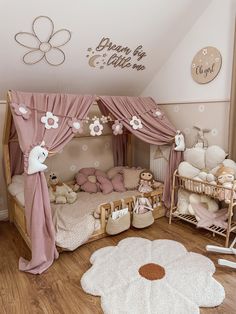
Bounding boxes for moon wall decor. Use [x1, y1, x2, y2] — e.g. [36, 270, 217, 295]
[86, 37, 147, 71]
[191, 46, 222, 84]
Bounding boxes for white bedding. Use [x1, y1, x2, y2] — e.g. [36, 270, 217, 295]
[8, 175, 140, 251]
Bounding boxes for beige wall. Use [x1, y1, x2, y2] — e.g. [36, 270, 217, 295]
[45, 135, 114, 182]
[160, 101, 230, 152]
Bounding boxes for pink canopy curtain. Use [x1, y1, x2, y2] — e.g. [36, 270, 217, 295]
[98, 96, 183, 208]
[9, 122, 24, 176]
[98, 102, 128, 166]
[10, 91, 95, 274]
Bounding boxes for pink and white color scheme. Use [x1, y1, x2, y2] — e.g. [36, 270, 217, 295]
[10, 91, 182, 273]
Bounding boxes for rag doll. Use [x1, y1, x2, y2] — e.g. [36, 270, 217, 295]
[133, 197, 153, 214]
[138, 170, 154, 193]
[48, 172, 77, 204]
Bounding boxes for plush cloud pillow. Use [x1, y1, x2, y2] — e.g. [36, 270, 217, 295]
[97, 176, 114, 194]
[123, 168, 143, 190]
[112, 174, 126, 192]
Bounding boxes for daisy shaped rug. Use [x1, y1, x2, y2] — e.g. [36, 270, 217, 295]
[81, 237, 225, 314]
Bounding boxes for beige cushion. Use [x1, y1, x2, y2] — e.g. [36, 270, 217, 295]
[123, 168, 143, 190]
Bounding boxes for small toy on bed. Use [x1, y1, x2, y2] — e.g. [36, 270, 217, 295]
[138, 170, 153, 193]
[48, 172, 77, 204]
[138, 169, 162, 193]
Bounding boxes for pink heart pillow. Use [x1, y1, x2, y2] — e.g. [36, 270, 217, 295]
[97, 176, 114, 194]
[112, 174, 126, 192]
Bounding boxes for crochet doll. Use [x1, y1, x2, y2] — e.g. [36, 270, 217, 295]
[138, 170, 154, 193]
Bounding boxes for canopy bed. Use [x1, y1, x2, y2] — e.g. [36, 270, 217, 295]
[3, 90, 183, 274]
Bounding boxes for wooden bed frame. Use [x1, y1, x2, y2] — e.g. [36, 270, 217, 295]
[3, 91, 165, 251]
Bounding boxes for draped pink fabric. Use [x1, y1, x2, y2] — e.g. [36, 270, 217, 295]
[9, 122, 24, 176]
[10, 91, 95, 274]
[98, 96, 183, 208]
[98, 102, 128, 166]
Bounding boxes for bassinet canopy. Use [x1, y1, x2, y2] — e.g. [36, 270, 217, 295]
[7, 90, 183, 274]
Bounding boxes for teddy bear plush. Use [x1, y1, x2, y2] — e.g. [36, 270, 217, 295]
[216, 165, 236, 203]
[48, 172, 77, 204]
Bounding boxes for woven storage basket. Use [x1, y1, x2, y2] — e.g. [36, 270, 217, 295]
[132, 211, 154, 229]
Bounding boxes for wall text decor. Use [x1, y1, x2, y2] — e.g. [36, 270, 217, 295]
[191, 47, 222, 84]
[15, 16, 71, 66]
[86, 37, 147, 71]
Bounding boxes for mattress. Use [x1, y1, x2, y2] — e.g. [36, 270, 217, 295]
[8, 175, 141, 250]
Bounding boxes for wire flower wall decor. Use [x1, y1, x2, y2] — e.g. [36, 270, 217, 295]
[14, 16, 72, 66]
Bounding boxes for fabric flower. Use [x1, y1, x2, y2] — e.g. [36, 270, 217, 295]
[153, 108, 164, 119]
[81, 238, 225, 314]
[89, 120, 104, 136]
[14, 16, 71, 66]
[11, 103, 31, 119]
[100, 115, 109, 124]
[41, 111, 59, 129]
[130, 116, 143, 130]
[202, 48, 208, 55]
[68, 118, 83, 134]
[112, 120, 123, 135]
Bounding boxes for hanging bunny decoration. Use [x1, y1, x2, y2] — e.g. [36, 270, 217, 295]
[27, 141, 48, 175]
[193, 125, 211, 148]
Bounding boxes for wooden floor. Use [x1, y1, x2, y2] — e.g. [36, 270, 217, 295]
[0, 217, 236, 314]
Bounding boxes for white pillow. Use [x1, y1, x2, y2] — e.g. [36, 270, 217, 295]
[178, 161, 200, 178]
[205, 145, 226, 170]
[184, 147, 205, 170]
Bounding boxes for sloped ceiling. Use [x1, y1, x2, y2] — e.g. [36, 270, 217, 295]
[0, 0, 212, 99]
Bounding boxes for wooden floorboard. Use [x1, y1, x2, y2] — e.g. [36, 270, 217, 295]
[0, 217, 236, 314]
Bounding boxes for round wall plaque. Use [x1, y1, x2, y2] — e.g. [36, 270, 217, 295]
[191, 46, 222, 84]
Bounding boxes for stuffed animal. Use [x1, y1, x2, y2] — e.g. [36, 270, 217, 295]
[174, 130, 185, 151]
[28, 141, 48, 175]
[193, 126, 211, 149]
[216, 166, 236, 203]
[48, 172, 77, 204]
[133, 197, 153, 214]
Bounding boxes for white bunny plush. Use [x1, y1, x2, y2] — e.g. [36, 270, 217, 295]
[27, 141, 48, 175]
[193, 125, 211, 149]
[174, 130, 185, 151]
[133, 197, 153, 214]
